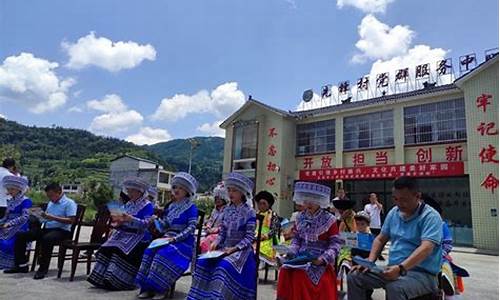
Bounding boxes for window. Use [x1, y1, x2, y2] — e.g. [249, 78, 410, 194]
[233, 122, 258, 160]
[404, 98, 466, 145]
[296, 119, 335, 155]
[343, 110, 394, 150]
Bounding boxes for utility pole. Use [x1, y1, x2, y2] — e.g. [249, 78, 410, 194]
[188, 138, 200, 174]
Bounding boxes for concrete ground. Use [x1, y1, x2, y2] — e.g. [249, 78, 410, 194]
[0, 226, 497, 300]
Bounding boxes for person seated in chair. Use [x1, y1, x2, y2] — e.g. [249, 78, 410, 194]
[5, 182, 77, 280]
[135, 172, 199, 300]
[347, 176, 443, 300]
[0, 176, 32, 270]
[276, 182, 343, 300]
[199, 182, 227, 253]
[87, 177, 153, 290]
[187, 172, 257, 300]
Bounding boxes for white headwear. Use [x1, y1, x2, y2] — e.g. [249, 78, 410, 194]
[293, 181, 331, 208]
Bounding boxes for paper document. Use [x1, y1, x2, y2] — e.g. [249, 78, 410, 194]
[352, 256, 384, 274]
[28, 207, 44, 220]
[147, 237, 171, 249]
[273, 244, 294, 255]
[107, 201, 125, 215]
[198, 250, 226, 260]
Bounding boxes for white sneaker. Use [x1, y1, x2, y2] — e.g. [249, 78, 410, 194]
[152, 293, 168, 300]
[138, 291, 155, 299]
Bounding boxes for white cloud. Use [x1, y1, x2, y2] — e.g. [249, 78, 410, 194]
[0, 113, 5, 119]
[352, 14, 414, 63]
[68, 106, 83, 113]
[367, 44, 448, 87]
[337, 0, 394, 14]
[87, 94, 127, 113]
[126, 127, 172, 145]
[88, 94, 143, 133]
[197, 120, 225, 137]
[89, 110, 143, 133]
[73, 90, 83, 98]
[63, 32, 156, 72]
[152, 82, 245, 121]
[0, 52, 75, 113]
[296, 44, 448, 111]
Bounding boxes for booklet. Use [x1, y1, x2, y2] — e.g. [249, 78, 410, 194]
[28, 207, 44, 220]
[340, 232, 358, 248]
[352, 256, 384, 274]
[280, 219, 295, 231]
[272, 244, 295, 255]
[107, 201, 125, 216]
[147, 237, 171, 249]
[282, 252, 316, 266]
[198, 250, 226, 260]
[153, 219, 165, 233]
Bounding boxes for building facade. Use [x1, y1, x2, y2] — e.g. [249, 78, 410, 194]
[220, 56, 499, 251]
[109, 155, 175, 204]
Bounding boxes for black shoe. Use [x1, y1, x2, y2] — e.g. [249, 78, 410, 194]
[3, 266, 29, 274]
[33, 270, 47, 280]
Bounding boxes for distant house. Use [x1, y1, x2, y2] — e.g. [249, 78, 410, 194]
[109, 155, 175, 204]
[61, 182, 83, 195]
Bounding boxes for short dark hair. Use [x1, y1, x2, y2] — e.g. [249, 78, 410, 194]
[255, 190, 275, 208]
[2, 158, 15, 169]
[393, 176, 418, 192]
[44, 182, 62, 193]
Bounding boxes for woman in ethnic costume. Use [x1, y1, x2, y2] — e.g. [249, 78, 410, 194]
[276, 182, 343, 300]
[135, 172, 199, 300]
[88, 176, 153, 290]
[187, 172, 257, 300]
[200, 182, 227, 253]
[255, 190, 281, 264]
[0, 176, 32, 270]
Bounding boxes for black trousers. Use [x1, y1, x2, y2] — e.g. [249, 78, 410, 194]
[0, 206, 6, 219]
[14, 228, 72, 271]
[370, 228, 381, 236]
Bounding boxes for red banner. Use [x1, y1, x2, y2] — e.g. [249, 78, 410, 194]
[299, 162, 465, 180]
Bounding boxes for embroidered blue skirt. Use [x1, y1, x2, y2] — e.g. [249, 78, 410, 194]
[87, 242, 148, 291]
[187, 248, 256, 300]
[136, 240, 193, 294]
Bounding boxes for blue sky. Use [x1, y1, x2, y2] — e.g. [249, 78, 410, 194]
[0, 0, 498, 144]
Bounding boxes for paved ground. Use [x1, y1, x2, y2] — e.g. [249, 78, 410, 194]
[0, 226, 497, 300]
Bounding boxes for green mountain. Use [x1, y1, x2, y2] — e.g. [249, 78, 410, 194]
[0, 118, 166, 188]
[0, 118, 225, 192]
[148, 137, 225, 192]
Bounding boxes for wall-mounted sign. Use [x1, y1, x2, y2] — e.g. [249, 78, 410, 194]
[299, 162, 465, 181]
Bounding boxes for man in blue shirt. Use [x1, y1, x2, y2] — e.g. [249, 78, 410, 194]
[5, 183, 77, 280]
[347, 176, 443, 300]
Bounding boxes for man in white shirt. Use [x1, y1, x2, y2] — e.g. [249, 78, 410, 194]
[364, 193, 383, 236]
[0, 158, 16, 218]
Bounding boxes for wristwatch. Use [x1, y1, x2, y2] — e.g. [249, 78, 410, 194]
[398, 264, 407, 276]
